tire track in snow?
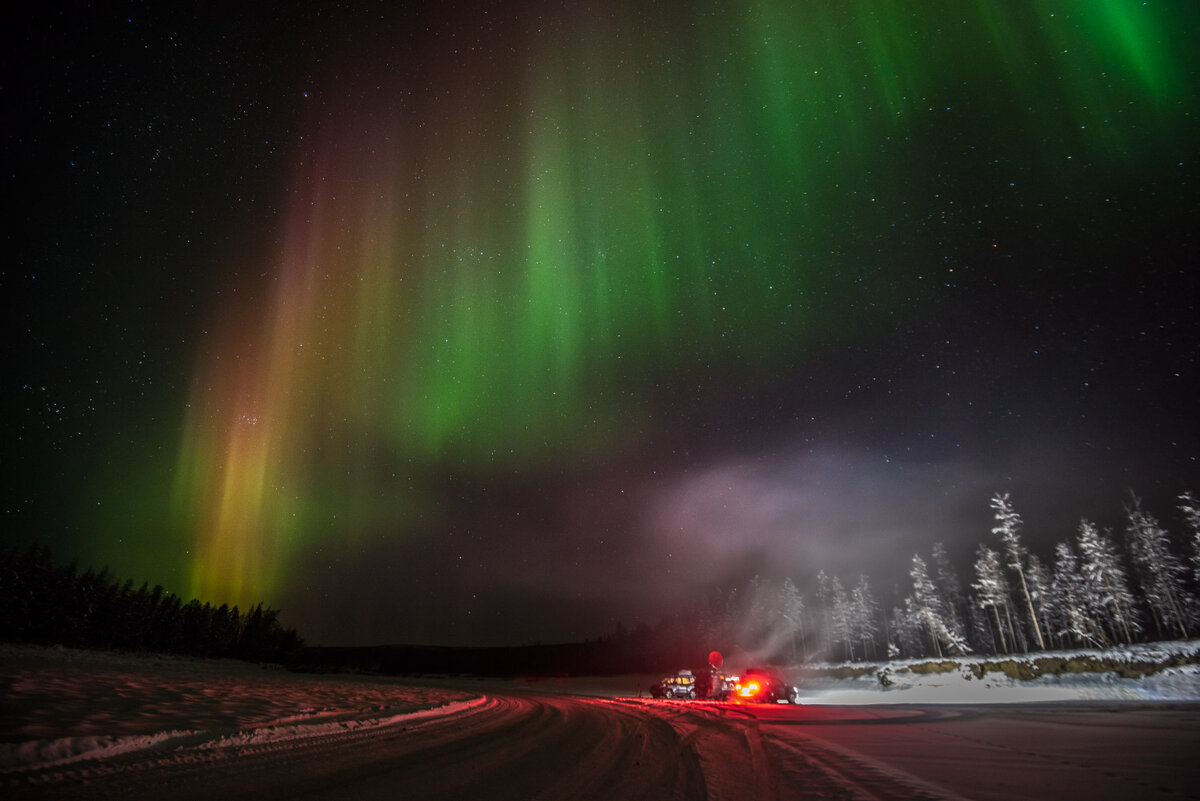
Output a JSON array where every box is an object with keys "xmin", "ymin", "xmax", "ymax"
[
  {"xmin": 1, "ymin": 695, "xmax": 495, "ymax": 795},
  {"xmin": 650, "ymin": 699, "xmax": 971, "ymax": 801},
  {"xmin": 763, "ymin": 728, "xmax": 973, "ymax": 801},
  {"xmin": 11, "ymin": 691, "xmax": 1199, "ymax": 800},
  {"xmin": 3, "ymin": 694, "xmax": 709, "ymax": 801}
]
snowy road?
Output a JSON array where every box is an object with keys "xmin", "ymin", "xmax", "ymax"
[
  {"xmin": 7, "ymin": 694, "xmax": 1200, "ymax": 800},
  {"xmin": 726, "ymin": 701, "xmax": 1200, "ymax": 801}
]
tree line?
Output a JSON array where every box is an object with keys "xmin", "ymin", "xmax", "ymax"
[
  {"xmin": 0, "ymin": 545, "xmax": 303, "ymax": 664},
  {"xmin": 704, "ymin": 491, "xmax": 1200, "ymax": 664}
]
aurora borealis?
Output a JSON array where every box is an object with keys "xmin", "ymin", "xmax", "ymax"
[{"xmin": 6, "ymin": 1, "xmax": 1198, "ymax": 646}]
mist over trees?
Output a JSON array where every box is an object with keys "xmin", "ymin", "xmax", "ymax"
[
  {"xmin": 707, "ymin": 491, "xmax": 1200, "ymax": 664},
  {"xmin": 8, "ymin": 490, "xmax": 1199, "ymax": 674},
  {"xmin": 0, "ymin": 545, "xmax": 303, "ymax": 664}
]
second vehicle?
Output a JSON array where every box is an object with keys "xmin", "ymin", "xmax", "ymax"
[{"xmin": 734, "ymin": 667, "xmax": 799, "ymax": 704}]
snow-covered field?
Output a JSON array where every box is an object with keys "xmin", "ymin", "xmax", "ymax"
[
  {"xmin": 0, "ymin": 644, "xmax": 477, "ymax": 773},
  {"xmin": 4, "ymin": 643, "xmax": 1200, "ymax": 800}
]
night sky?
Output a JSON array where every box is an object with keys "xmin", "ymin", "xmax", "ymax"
[{"xmin": 5, "ymin": 1, "xmax": 1198, "ymax": 647}]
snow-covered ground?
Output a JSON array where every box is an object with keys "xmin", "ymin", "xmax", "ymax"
[
  {"xmin": 4, "ymin": 643, "xmax": 1200, "ymax": 800},
  {"xmin": 0, "ymin": 644, "xmax": 477, "ymax": 773}
]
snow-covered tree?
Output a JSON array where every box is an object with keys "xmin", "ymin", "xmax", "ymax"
[
  {"xmin": 930, "ymin": 542, "xmax": 968, "ymax": 642},
  {"xmin": 908, "ymin": 555, "xmax": 942, "ymax": 658},
  {"xmin": 778, "ymin": 577, "xmax": 806, "ymax": 662},
  {"xmin": 1050, "ymin": 540, "xmax": 1106, "ymax": 647},
  {"xmin": 850, "ymin": 574, "xmax": 879, "ymax": 661},
  {"xmin": 724, "ymin": 575, "xmax": 813, "ymax": 660},
  {"xmin": 828, "ymin": 575, "xmax": 854, "ymax": 661},
  {"xmin": 965, "ymin": 600, "xmax": 997, "ymax": 655},
  {"xmin": 972, "ymin": 544, "xmax": 1017, "ymax": 653},
  {"xmin": 991, "ymin": 493, "xmax": 1046, "ymax": 651},
  {"xmin": 889, "ymin": 600, "xmax": 923, "ymax": 659},
  {"xmin": 814, "ymin": 570, "xmax": 834, "ymax": 659},
  {"xmin": 909, "ymin": 554, "xmax": 970, "ymax": 657},
  {"xmin": 1180, "ymin": 491, "xmax": 1200, "ymax": 586},
  {"xmin": 1125, "ymin": 496, "xmax": 1194, "ymax": 639},
  {"xmin": 1076, "ymin": 519, "xmax": 1140, "ymax": 644},
  {"xmin": 1025, "ymin": 554, "xmax": 1056, "ymax": 651}
]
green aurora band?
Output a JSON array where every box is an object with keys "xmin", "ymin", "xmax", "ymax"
[{"xmin": 86, "ymin": 0, "xmax": 1195, "ymax": 614}]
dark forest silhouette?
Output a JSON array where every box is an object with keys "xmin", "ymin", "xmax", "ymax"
[{"xmin": 0, "ymin": 545, "xmax": 303, "ymax": 664}]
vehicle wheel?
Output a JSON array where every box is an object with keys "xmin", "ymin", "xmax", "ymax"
[
  {"xmin": 787, "ymin": 688, "xmax": 798, "ymax": 704},
  {"xmin": 688, "ymin": 690, "xmax": 696, "ymax": 699}
]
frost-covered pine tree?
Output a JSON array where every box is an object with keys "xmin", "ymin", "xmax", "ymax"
[
  {"xmin": 829, "ymin": 575, "xmax": 854, "ymax": 661},
  {"xmin": 1180, "ymin": 491, "xmax": 1200, "ymax": 586},
  {"xmin": 1125, "ymin": 495, "xmax": 1194, "ymax": 639},
  {"xmin": 1025, "ymin": 554, "xmax": 1056, "ymax": 651},
  {"xmin": 966, "ymin": 599, "xmax": 997, "ymax": 655},
  {"xmin": 850, "ymin": 574, "xmax": 879, "ymax": 661},
  {"xmin": 909, "ymin": 554, "xmax": 970, "ymax": 657},
  {"xmin": 909, "ymin": 555, "xmax": 943, "ymax": 658},
  {"xmin": 972, "ymin": 544, "xmax": 1017, "ymax": 653},
  {"xmin": 1050, "ymin": 540, "xmax": 1107, "ymax": 647},
  {"xmin": 890, "ymin": 601, "xmax": 922, "ymax": 658},
  {"xmin": 1076, "ymin": 519, "xmax": 1140, "ymax": 644},
  {"xmin": 930, "ymin": 541, "xmax": 969, "ymax": 642},
  {"xmin": 778, "ymin": 577, "xmax": 806, "ymax": 662},
  {"xmin": 991, "ymin": 493, "xmax": 1046, "ymax": 651},
  {"xmin": 815, "ymin": 569, "xmax": 834, "ymax": 659}
]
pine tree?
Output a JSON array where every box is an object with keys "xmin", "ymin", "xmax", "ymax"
[
  {"xmin": 1076, "ymin": 519, "xmax": 1140, "ymax": 644},
  {"xmin": 909, "ymin": 554, "xmax": 970, "ymax": 656},
  {"xmin": 930, "ymin": 542, "xmax": 968, "ymax": 642},
  {"xmin": 972, "ymin": 545, "xmax": 1017, "ymax": 653},
  {"xmin": 829, "ymin": 576, "xmax": 854, "ymax": 661},
  {"xmin": 890, "ymin": 601, "xmax": 922, "ymax": 658},
  {"xmin": 965, "ymin": 601, "xmax": 997, "ymax": 655},
  {"xmin": 1050, "ymin": 541, "xmax": 1107, "ymax": 647},
  {"xmin": 909, "ymin": 555, "xmax": 940, "ymax": 657},
  {"xmin": 778, "ymin": 577, "xmax": 806, "ymax": 662},
  {"xmin": 850, "ymin": 574, "xmax": 879, "ymax": 661},
  {"xmin": 1179, "ymin": 491, "xmax": 1200, "ymax": 587},
  {"xmin": 815, "ymin": 570, "xmax": 834, "ymax": 659},
  {"xmin": 991, "ymin": 493, "xmax": 1046, "ymax": 650},
  {"xmin": 1125, "ymin": 495, "xmax": 1193, "ymax": 639},
  {"xmin": 1025, "ymin": 554, "xmax": 1055, "ymax": 651}
]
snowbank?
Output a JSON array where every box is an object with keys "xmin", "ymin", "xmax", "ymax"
[
  {"xmin": 796, "ymin": 640, "xmax": 1200, "ymax": 704},
  {"xmin": 0, "ymin": 644, "xmax": 480, "ymax": 773}
]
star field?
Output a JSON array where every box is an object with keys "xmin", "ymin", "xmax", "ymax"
[{"xmin": 3, "ymin": 0, "xmax": 1197, "ymax": 646}]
